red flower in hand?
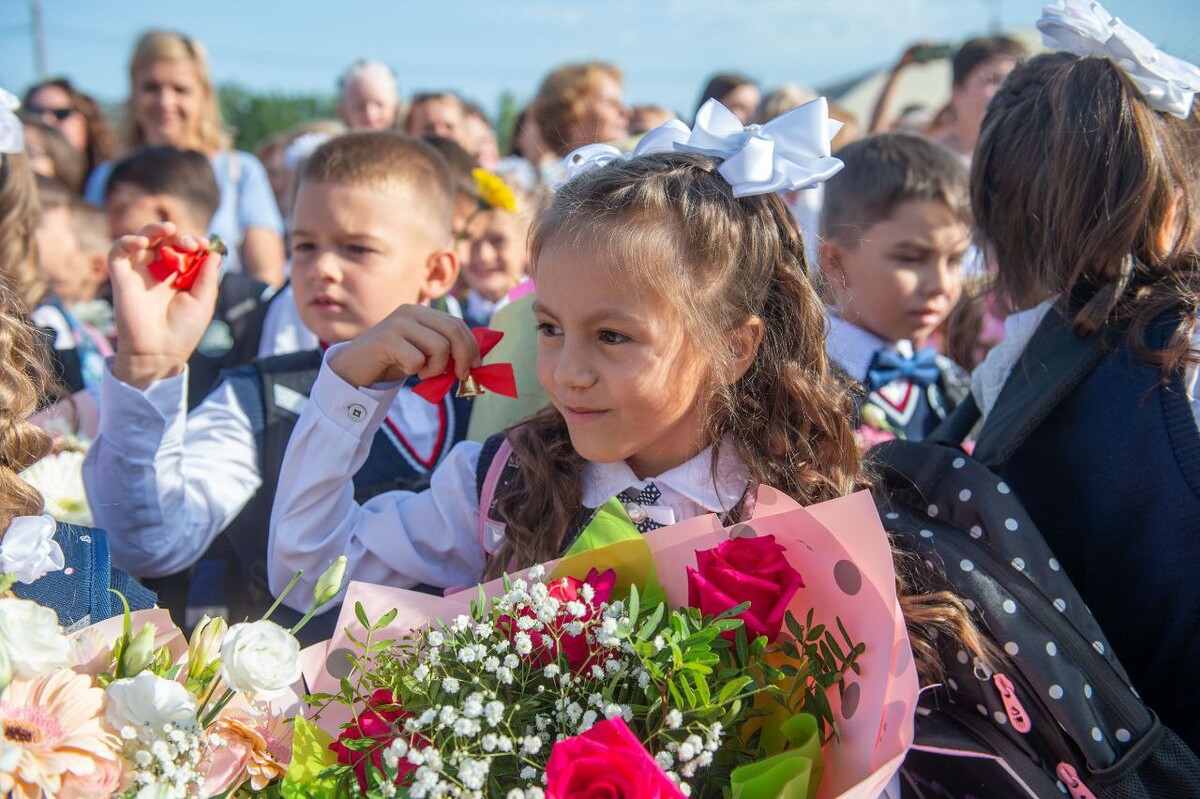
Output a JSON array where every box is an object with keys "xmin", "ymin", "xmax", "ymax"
[
  {"xmin": 329, "ymin": 689, "xmax": 421, "ymax": 791},
  {"xmin": 412, "ymin": 328, "xmax": 517, "ymax": 403},
  {"xmin": 499, "ymin": 568, "xmax": 617, "ymax": 672},
  {"xmin": 545, "ymin": 716, "xmax": 684, "ymax": 799},
  {"xmin": 686, "ymin": 535, "xmax": 804, "ymax": 642},
  {"xmin": 146, "ymin": 236, "xmax": 223, "ymax": 290}
]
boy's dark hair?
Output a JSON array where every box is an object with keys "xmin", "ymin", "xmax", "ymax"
[
  {"xmin": 952, "ymin": 36, "xmax": 1026, "ymax": 86},
  {"xmin": 821, "ymin": 132, "xmax": 970, "ymax": 246},
  {"xmin": 299, "ymin": 131, "xmax": 454, "ymax": 241},
  {"xmin": 105, "ymin": 146, "xmax": 220, "ymax": 227}
]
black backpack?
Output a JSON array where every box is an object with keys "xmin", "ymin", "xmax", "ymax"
[{"xmin": 870, "ymin": 312, "xmax": 1200, "ymax": 798}]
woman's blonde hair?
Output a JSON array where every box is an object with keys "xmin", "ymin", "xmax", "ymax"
[
  {"xmin": 121, "ymin": 30, "xmax": 231, "ymax": 154},
  {"xmin": 532, "ymin": 61, "xmax": 622, "ymax": 157},
  {"xmin": 487, "ymin": 152, "xmax": 994, "ymax": 681}
]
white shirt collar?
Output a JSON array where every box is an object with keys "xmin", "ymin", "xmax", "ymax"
[
  {"xmin": 970, "ymin": 297, "xmax": 1055, "ymax": 422},
  {"xmin": 825, "ymin": 311, "xmax": 890, "ymax": 382},
  {"xmin": 580, "ymin": 441, "xmax": 751, "ymax": 513},
  {"xmin": 465, "ymin": 290, "xmax": 509, "ymax": 323}
]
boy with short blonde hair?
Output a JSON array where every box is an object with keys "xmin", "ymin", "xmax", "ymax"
[{"xmin": 84, "ymin": 132, "xmax": 469, "ymax": 635}]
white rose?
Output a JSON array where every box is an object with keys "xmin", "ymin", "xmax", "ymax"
[
  {"xmin": 105, "ymin": 672, "xmax": 198, "ymax": 734},
  {"xmin": 0, "ymin": 514, "xmax": 64, "ymax": 583},
  {"xmin": 0, "ymin": 597, "xmax": 71, "ymax": 678},
  {"xmin": 219, "ymin": 620, "xmax": 301, "ymax": 698}
]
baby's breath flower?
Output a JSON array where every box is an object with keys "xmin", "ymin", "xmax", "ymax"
[
  {"xmin": 483, "ymin": 655, "xmax": 500, "ymax": 673},
  {"xmin": 413, "ymin": 664, "xmax": 430, "ymax": 681},
  {"xmin": 566, "ymin": 600, "xmax": 587, "ymax": 618},
  {"xmin": 604, "ymin": 703, "xmax": 623, "ymax": 720},
  {"xmin": 504, "ymin": 653, "xmax": 520, "ymax": 669},
  {"xmin": 520, "ymin": 766, "xmax": 537, "ymax": 781},
  {"xmin": 543, "ymin": 663, "xmax": 561, "ymax": 679},
  {"xmin": 484, "ymin": 700, "xmax": 505, "ymax": 726},
  {"xmin": 656, "ymin": 750, "xmax": 675, "ymax": 770},
  {"xmin": 442, "ymin": 676, "xmax": 460, "ymax": 694},
  {"xmin": 438, "ymin": 706, "xmax": 459, "ymax": 727},
  {"xmin": 508, "ymin": 790, "xmax": 526, "ymax": 799},
  {"xmin": 427, "ymin": 630, "xmax": 444, "ymax": 647},
  {"xmin": 580, "ymin": 582, "xmax": 595, "ymax": 603},
  {"xmin": 579, "ymin": 709, "xmax": 598, "ymax": 731},
  {"xmin": 513, "ymin": 633, "xmax": 533, "ymax": 656},
  {"xmin": 665, "ymin": 709, "xmax": 683, "ymax": 730},
  {"xmin": 653, "ymin": 635, "xmax": 666, "ymax": 652},
  {"xmin": 451, "ymin": 615, "xmax": 472, "ymax": 633},
  {"xmin": 521, "ymin": 735, "xmax": 542, "ymax": 755},
  {"xmin": 527, "ymin": 564, "xmax": 546, "ymax": 581},
  {"xmin": 497, "ymin": 666, "xmax": 514, "ymax": 685},
  {"xmin": 564, "ymin": 620, "xmax": 585, "ymax": 636}
]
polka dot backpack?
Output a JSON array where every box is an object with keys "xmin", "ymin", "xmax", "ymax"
[{"xmin": 868, "ymin": 320, "xmax": 1200, "ymax": 799}]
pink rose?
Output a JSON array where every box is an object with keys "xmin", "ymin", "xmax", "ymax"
[
  {"xmin": 545, "ymin": 716, "xmax": 683, "ymax": 799},
  {"xmin": 686, "ymin": 535, "xmax": 805, "ymax": 642},
  {"xmin": 499, "ymin": 568, "xmax": 616, "ymax": 672}
]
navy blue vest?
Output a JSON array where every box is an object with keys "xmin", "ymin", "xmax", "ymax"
[
  {"xmin": 1000, "ymin": 313, "xmax": 1200, "ymax": 751},
  {"xmin": 12, "ymin": 522, "xmax": 156, "ymax": 631},
  {"xmin": 216, "ymin": 351, "xmax": 471, "ymax": 643}
]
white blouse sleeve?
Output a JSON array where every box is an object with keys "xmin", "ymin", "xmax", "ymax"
[{"xmin": 268, "ymin": 352, "xmax": 486, "ymax": 613}]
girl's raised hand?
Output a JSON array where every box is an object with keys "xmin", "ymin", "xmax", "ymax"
[
  {"xmin": 328, "ymin": 304, "xmax": 481, "ymax": 389},
  {"xmin": 109, "ymin": 222, "xmax": 222, "ymax": 389}
]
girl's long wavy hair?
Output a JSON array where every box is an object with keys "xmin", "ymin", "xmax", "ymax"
[
  {"xmin": 486, "ymin": 151, "xmax": 992, "ymax": 680},
  {"xmin": 974, "ymin": 53, "xmax": 1200, "ymax": 374},
  {"xmin": 0, "ymin": 152, "xmax": 45, "ymax": 310},
  {"xmin": 0, "ymin": 283, "xmax": 52, "ymax": 532}
]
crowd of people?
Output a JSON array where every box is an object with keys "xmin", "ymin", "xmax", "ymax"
[{"xmin": 2, "ymin": 0, "xmax": 1199, "ymax": 793}]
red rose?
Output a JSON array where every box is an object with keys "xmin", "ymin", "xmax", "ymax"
[
  {"xmin": 686, "ymin": 535, "xmax": 804, "ymax": 642},
  {"xmin": 147, "ymin": 239, "xmax": 222, "ymax": 290},
  {"xmin": 329, "ymin": 689, "xmax": 420, "ymax": 791},
  {"xmin": 545, "ymin": 716, "xmax": 684, "ymax": 799},
  {"xmin": 499, "ymin": 567, "xmax": 616, "ymax": 672}
]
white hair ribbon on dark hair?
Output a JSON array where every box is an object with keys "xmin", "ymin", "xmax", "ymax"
[
  {"xmin": 0, "ymin": 88, "xmax": 24, "ymax": 155},
  {"xmin": 559, "ymin": 119, "xmax": 691, "ymax": 186},
  {"xmin": 1038, "ymin": 0, "xmax": 1200, "ymax": 119},
  {"xmin": 675, "ymin": 97, "xmax": 844, "ymax": 198}
]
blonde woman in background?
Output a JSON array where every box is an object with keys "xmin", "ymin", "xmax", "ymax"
[{"xmin": 84, "ymin": 30, "xmax": 286, "ymax": 286}]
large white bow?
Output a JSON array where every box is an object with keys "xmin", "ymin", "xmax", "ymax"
[
  {"xmin": 1038, "ymin": 0, "xmax": 1200, "ymax": 119},
  {"xmin": 676, "ymin": 97, "xmax": 844, "ymax": 198},
  {"xmin": 559, "ymin": 119, "xmax": 692, "ymax": 186},
  {"xmin": 0, "ymin": 88, "xmax": 24, "ymax": 155}
]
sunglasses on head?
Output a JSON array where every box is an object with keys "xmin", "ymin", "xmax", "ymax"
[{"xmin": 25, "ymin": 105, "xmax": 76, "ymax": 121}]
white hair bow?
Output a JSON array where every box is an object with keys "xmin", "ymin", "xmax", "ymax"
[
  {"xmin": 559, "ymin": 119, "xmax": 692, "ymax": 185},
  {"xmin": 676, "ymin": 97, "xmax": 844, "ymax": 197},
  {"xmin": 0, "ymin": 88, "xmax": 24, "ymax": 155},
  {"xmin": 1038, "ymin": 0, "xmax": 1200, "ymax": 119}
]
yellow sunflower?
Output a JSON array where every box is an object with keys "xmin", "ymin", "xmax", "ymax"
[
  {"xmin": 473, "ymin": 168, "xmax": 519, "ymax": 213},
  {"xmin": 0, "ymin": 669, "xmax": 119, "ymax": 799}
]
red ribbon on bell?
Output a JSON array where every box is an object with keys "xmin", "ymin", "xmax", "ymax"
[{"xmin": 412, "ymin": 328, "xmax": 518, "ymax": 404}]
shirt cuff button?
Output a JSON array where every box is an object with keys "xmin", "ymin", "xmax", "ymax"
[{"xmin": 348, "ymin": 403, "xmax": 367, "ymax": 422}]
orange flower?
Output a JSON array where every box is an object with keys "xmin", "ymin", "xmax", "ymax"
[
  {"xmin": 0, "ymin": 669, "xmax": 118, "ymax": 799},
  {"xmin": 203, "ymin": 710, "xmax": 291, "ymax": 794}
]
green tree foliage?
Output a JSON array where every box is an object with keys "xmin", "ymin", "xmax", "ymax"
[{"xmin": 217, "ymin": 83, "xmax": 337, "ymax": 152}]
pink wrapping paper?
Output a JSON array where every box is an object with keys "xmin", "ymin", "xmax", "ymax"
[{"xmin": 302, "ymin": 489, "xmax": 917, "ymax": 797}]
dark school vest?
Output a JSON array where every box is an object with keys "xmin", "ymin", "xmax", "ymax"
[{"xmin": 219, "ymin": 351, "xmax": 471, "ymax": 642}]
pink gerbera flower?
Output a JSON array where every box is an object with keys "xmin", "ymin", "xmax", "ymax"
[{"xmin": 0, "ymin": 669, "xmax": 119, "ymax": 799}]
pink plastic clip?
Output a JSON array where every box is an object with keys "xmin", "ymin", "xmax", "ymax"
[
  {"xmin": 993, "ymin": 673, "xmax": 1032, "ymax": 733},
  {"xmin": 1057, "ymin": 763, "xmax": 1098, "ymax": 799}
]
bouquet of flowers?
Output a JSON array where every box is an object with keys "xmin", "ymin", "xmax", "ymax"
[
  {"xmin": 301, "ymin": 489, "xmax": 918, "ymax": 798},
  {"xmin": 0, "ymin": 523, "xmax": 348, "ymax": 798}
]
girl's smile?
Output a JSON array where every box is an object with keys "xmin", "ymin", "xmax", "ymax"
[{"xmin": 532, "ymin": 241, "xmax": 710, "ymax": 479}]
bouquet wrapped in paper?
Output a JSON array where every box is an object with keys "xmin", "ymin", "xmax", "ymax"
[{"xmin": 301, "ymin": 489, "xmax": 917, "ymax": 798}]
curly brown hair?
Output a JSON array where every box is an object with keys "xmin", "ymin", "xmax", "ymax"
[
  {"xmin": 0, "ymin": 280, "xmax": 52, "ymax": 531},
  {"xmin": 532, "ymin": 61, "xmax": 623, "ymax": 157},
  {"xmin": 485, "ymin": 152, "xmax": 994, "ymax": 681}
]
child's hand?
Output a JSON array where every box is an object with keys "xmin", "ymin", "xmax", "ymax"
[
  {"xmin": 327, "ymin": 304, "xmax": 481, "ymax": 389},
  {"xmin": 109, "ymin": 222, "xmax": 222, "ymax": 389}
]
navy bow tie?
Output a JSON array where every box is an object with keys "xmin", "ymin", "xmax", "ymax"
[{"xmin": 867, "ymin": 346, "xmax": 942, "ymax": 390}]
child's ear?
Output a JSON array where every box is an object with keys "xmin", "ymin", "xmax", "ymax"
[
  {"xmin": 418, "ymin": 247, "xmax": 461, "ymax": 304},
  {"xmin": 87, "ymin": 251, "xmax": 109, "ymax": 282},
  {"xmin": 723, "ymin": 315, "xmax": 765, "ymax": 385}
]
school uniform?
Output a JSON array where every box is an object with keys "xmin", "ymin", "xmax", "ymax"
[
  {"xmin": 82, "ymin": 346, "xmax": 470, "ymax": 640},
  {"xmin": 826, "ymin": 313, "xmax": 970, "ymax": 441},
  {"xmin": 972, "ymin": 298, "xmax": 1200, "ymax": 751},
  {"xmin": 268, "ymin": 346, "xmax": 752, "ymax": 614}
]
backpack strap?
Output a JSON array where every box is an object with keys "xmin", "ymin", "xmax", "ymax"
[
  {"xmin": 971, "ymin": 308, "xmax": 1123, "ymax": 471},
  {"xmin": 475, "ymin": 433, "xmax": 516, "ymax": 557}
]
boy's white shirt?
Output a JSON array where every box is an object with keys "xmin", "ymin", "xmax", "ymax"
[
  {"xmin": 464, "ymin": 289, "xmax": 510, "ymax": 325},
  {"xmin": 825, "ymin": 311, "xmax": 891, "ymax": 382},
  {"xmin": 82, "ymin": 355, "xmax": 444, "ymax": 579},
  {"xmin": 268, "ymin": 344, "xmax": 751, "ymax": 614},
  {"xmin": 971, "ymin": 297, "xmax": 1200, "ymax": 429},
  {"xmin": 257, "ymin": 284, "xmax": 319, "ymax": 358}
]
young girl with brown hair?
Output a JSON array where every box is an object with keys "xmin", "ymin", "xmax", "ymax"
[
  {"xmin": 970, "ymin": 1, "xmax": 1200, "ymax": 749},
  {"xmin": 270, "ymin": 100, "xmax": 989, "ymax": 684}
]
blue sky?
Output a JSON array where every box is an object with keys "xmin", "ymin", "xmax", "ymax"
[{"xmin": 1, "ymin": 0, "xmax": 1196, "ymax": 117}]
